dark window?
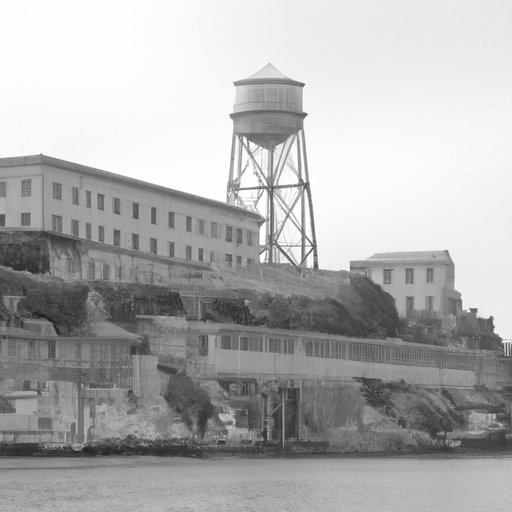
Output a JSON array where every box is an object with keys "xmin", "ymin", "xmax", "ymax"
[
  {"xmin": 0, "ymin": 182, "xmax": 6, "ymax": 197},
  {"xmin": 405, "ymin": 268, "xmax": 414, "ymax": 284},
  {"xmin": 240, "ymin": 336, "xmax": 263, "ymax": 352},
  {"xmin": 383, "ymin": 269, "xmax": 392, "ymax": 284},
  {"xmin": 236, "ymin": 255, "xmax": 242, "ymax": 268},
  {"xmin": 426, "ymin": 268, "xmax": 434, "ymax": 283},
  {"xmin": 247, "ymin": 258, "xmax": 254, "ymax": 270},
  {"xmin": 150, "ymin": 237, "xmax": 157, "ymax": 254},
  {"xmin": 38, "ymin": 417, "xmax": 52, "ymax": 430},
  {"xmin": 151, "ymin": 207, "xmax": 157, "ymax": 225},
  {"xmin": 132, "ymin": 202, "xmax": 139, "ymax": 219},
  {"xmin": 52, "ymin": 182, "xmax": 61, "ymax": 200},
  {"xmin": 236, "ymin": 229, "xmax": 243, "ymax": 245},
  {"xmin": 132, "ymin": 233, "xmax": 139, "ymax": 250},
  {"xmin": 221, "ymin": 335, "xmax": 237, "ymax": 350},
  {"xmin": 102, "ymin": 263, "xmax": 110, "ymax": 280},
  {"xmin": 426, "ymin": 296, "xmax": 434, "ymax": 311},
  {"xmin": 113, "ymin": 197, "xmax": 121, "ymax": 215},
  {"xmin": 87, "ymin": 261, "xmax": 95, "ymax": 279},
  {"xmin": 51, "ymin": 215, "xmax": 62, "ymax": 233},
  {"xmin": 225, "ymin": 253, "xmax": 233, "ymax": 267},
  {"xmin": 197, "ymin": 219, "xmax": 205, "ymax": 235},
  {"xmin": 21, "ymin": 212, "xmax": 31, "ymax": 226},
  {"xmin": 198, "ymin": 248, "xmax": 204, "ymax": 262},
  {"xmin": 85, "ymin": 223, "xmax": 92, "ymax": 240},
  {"xmin": 186, "ymin": 216, "xmax": 192, "ymax": 232},
  {"xmin": 225, "ymin": 225, "xmax": 233, "ymax": 242},
  {"xmin": 47, "ymin": 340, "xmax": 56, "ymax": 359},
  {"xmin": 113, "ymin": 229, "xmax": 121, "ymax": 246},
  {"xmin": 22, "ymin": 179, "xmax": 32, "ymax": 197},
  {"xmin": 27, "ymin": 340, "xmax": 37, "ymax": 358},
  {"xmin": 199, "ymin": 335, "xmax": 208, "ymax": 356},
  {"xmin": 86, "ymin": 190, "xmax": 91, "ymax": 208},
  {"xmin": 168, "ymin": 241, "xmax": 175, "ymax": 257},
  {"xmin": 186, "ymin": 245, "xmax": 192, "ymax": 260},
  {"xmin": 97, "ymin": 194, "xmax": 105, "ymax": 210},
  {"xmin": 168, "ymin": 211, "xmax": 175, "ymax": 228},
  {"xmin": 211, "ymin": 222, "xmax": 219, "ymax": 238},
  {"xmin": 71, "ymin": 219, "xmax": 79, "ymax": 236},
  {"xmin": 72, "ymin": 187, "xmax": 79, "ymax": 205},
  {"xmin": 406, "ymin": 296, "xmax": 414, "ymax": 317},
  {"xmin": 98, "ymin": 225, "xmax": 105, "ymax": 242},
  {"xmin": 246, "ymin": 231, "xmax": 253, "ymax": 246},
  {"xmin": 0, "ymin": 214, "xmax": 5, "ymax": 227}
]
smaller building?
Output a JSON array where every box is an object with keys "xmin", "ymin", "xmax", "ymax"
[{"xmin": 350, "ymin": 250, "xmax": 462, "ymax": 318}]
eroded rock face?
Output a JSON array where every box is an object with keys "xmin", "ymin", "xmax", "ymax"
[{"xmin": 0, "ymin": 232, "xmax": 51, "ymax": 274}]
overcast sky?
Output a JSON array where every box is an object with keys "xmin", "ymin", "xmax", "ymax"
[{"xmin": 1, "ymin": 1, "xmax": 511, "ymax": 339}]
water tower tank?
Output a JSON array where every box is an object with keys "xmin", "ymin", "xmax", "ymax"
[{"xmin": 230, "ymin": 63, "xmax": 307, "ymax": 149}]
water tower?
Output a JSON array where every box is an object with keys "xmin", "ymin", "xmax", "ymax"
[{"xmin": 227, "ymin": 63, "xmax": 319, "ymax": 269}]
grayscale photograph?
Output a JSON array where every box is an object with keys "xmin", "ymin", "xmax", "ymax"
[{"xmin": 0, "ymin": 1, "xmax": 511, "ymax": 511}]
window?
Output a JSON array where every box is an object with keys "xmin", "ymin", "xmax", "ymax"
[
  {"xmin": 8, "ymin": 340, "xmax": 17, "ymax": 357},
  {"xmin": 0, "ymin": 214, "xmax": 5, "ymax": 227},
  {"xmin": 168, "ymin": 211, "xmax": 175, "ymax": 228},
  {"xmin": 426, "ymin": 268, "xmax": 434, "ymax": 283},
  {"xmin": 198, "ymin": 248, "xmax": 204, "ymax": 262},
  {"xmin": 47, "ymin": 340, "xmax": 56, "ymax": 359},
  {"xmin": 383, "ymin": 269, "xmax": 393, "ymax": 284},
  {"xmin": 21, "ymin": 212, "xmax": 31, "ymax": 226},
  {"xmin": 221, "ymin": 334, "xmax": 237, "ymax": 350},
  {"xmin": 113, "ymin": 229, "xmax": 121, "ymax": 246},
  {"xmin": 211, "ymin": 222, "xmax": 219, "ymax": 238},
  {"xmin": 51, "ymin": 215, "xmax": 62, "ymax": 233},
  {"xmin": 87, "ymin": 261, "xmax": 95, "ymax": 280},
  {"xmin": 240, "ymin": 336, "xmax": 263, "ymax": 352},
  {"xmin": 168, "ymin": 241, "xmax": 175, "ymax": 257},
  {"xmin": 236, "ymin": 255, "xmax": 242, "ymax": 268},
  {"xmin": 117, "ymin": 266, "xmax": 123, "ymax": 281},
  {"xmin": 38, "ymin": 417, "xmax": 52, "ymax": 430},
  {"xmin": 197, "ymin": 219, "xmax": 205, "ymax": 235},
  {"xmin": 225, "ymin": 253, "xmax": 233, "ymax": 267},
  {"xmin": 186, "ymin": 216, "xmax": 192, "ymax": 232},
  {"xmin": 28, "ymin": 340, "xmax": 38, "ymax": 358},
  {"xmin": 186, "ymin": 245, "xmax": 192, "ymax": 261},
  {"xmin": 269, "ymin": 338, "xmax": 295, "ymax": 355},
  {"xmin": 75, "ymin": 343, "xmax": 82, "ymax": 360},
  {"xmin": 72, "ymin": 187, "xmax": 79, "ymax": 205},
  {"xmin": 71, "ymin": 219, "xmax": 79, "ymax": 236},
  {"xmin": 247, "ymin": 257, "xmax": 254, "ymax": 270},
  {"xmin": 210, "ymin": 251, "xmax": 216, "ymax": 263},
  {"xmin": 52, "ymin": 182, "xmax": 61, "ymax": 200},
  {"xmin": 22, "ymin": 179, "xmax": 32, "ymax": 197},
  {"xmin": 426, "ymin": 296, "xmax": 434, "ymax": 312},
  {"xmin": 405, "ymin": 268, "xmax": 414, "ymax": 284},
  {"xmin": 102, "ymin": 263, "xmax": 110, "ymax": 280},
  {"xmin": 0, "ymin": 182, "xmax": 6, "ymax": 197},
  {"xmin": 97, "ymin": 193, "xmax": 105, "ymax": 210},
  {"xmin": 236, "ymin": 228, "xmax": 243, "ymax": 245},
  {"xmin": 132, "ymin": 233, "xmax": 139, "ymax": 250},
  {"xmin": 113, "ymin": 197, "xmax": 121, "ymax": 215},
  {"xmin": 225, "ymin": 225, "xmax": 233, "ymax": 242},
  {"xmin": 150, "ymin": 237, "xmax": 157, "ymax": 254},
  {"xmin": 151, "ymin": 207, "xmax": 157, "ymax": 225},
  {"xmin": 246, "ymin": 231, "xmax": 253, "ymax": 246},
  {"xmin": 86, "ymin": 190, "xmax": 91, "ymax": 208},
  {"xmin": 199, "ymin": 335, "xmax": 208, "ymax": 356},
  {"xmin": 98, "ymin": 225, "xmax": 105, "ymax": 242},
  {"xmin": 85, "ymin": 223, "xmax": 92, "ymax": 240},
  {"xmin": 406, "ymin": 296, "xmax": 414, "ymax": 317},
  {"xmin": 132, "ymin": 202, "xmax": 139, "ymax": 219}
]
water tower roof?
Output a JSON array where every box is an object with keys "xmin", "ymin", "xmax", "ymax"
[{"xmin": 234, "ymin": 63, "xmax": 304, "ymax": 87}]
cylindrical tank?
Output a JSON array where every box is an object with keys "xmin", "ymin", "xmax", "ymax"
[{"xmin": 230, "ymin": 63, "xmax": 307, "ymax": 149}]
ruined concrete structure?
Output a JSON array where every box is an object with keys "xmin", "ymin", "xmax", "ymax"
[{"xmin": 0, "ymin": 154, "xmax": 263, "ymax": 280}]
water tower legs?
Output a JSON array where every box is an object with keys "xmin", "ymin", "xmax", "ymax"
[{"xmin": 227, "ymin": 130, "xmax": 319, "ymax": 269}]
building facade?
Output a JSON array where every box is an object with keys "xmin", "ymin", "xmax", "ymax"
[
  {"xmin": 0, "ymin": 155, "xmax": 263, "ymax": 279},
  {"xmin": 350, "ymin": 251, "xmax": 462, "ymax": 318}
]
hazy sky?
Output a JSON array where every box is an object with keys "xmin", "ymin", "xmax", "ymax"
[{"xmin": 1, "ymin": 1, "xmax": 511, "ymax": 338}]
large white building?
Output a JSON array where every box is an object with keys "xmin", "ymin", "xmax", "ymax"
[
  {"xmin": 350, "ymin": 251, "xmax": 462, "ymax": 318},
  {"xmin": 0, "ymin": 155, "xmax": 263, "ymax": 281}
]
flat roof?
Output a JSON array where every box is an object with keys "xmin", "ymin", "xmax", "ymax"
[
  {"xmin": 0, "ymin": 154, "xmax": 264, "ymax": 223},
  {"xmin": 351, "ymin": 250, "xmax": 453, "ymax": 265}
]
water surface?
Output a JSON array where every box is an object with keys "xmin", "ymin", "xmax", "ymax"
[{"xmin": 1, "ymin": 454, "xmax": 511, "ymax": 511}]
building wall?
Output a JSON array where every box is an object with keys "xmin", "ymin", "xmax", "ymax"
[
  {"xmin": 0, "ymin": 163, "xmax": 44, "ymax": 229},
  {"xmin": 0, "ymin": 156, "xmax": 262, "ymax": 274},
  {"xmin": 350, "ymin": 258, "xmax": 457, "ymax": 317}
]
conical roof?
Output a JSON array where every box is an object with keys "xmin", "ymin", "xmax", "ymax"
[
  {"xmin": 234, "ymin": 63, "xmax": 304, "ymax": 86},
  {"xmin": 247, "ymin": 63, "xmax": 291, "ymax": 80}
]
